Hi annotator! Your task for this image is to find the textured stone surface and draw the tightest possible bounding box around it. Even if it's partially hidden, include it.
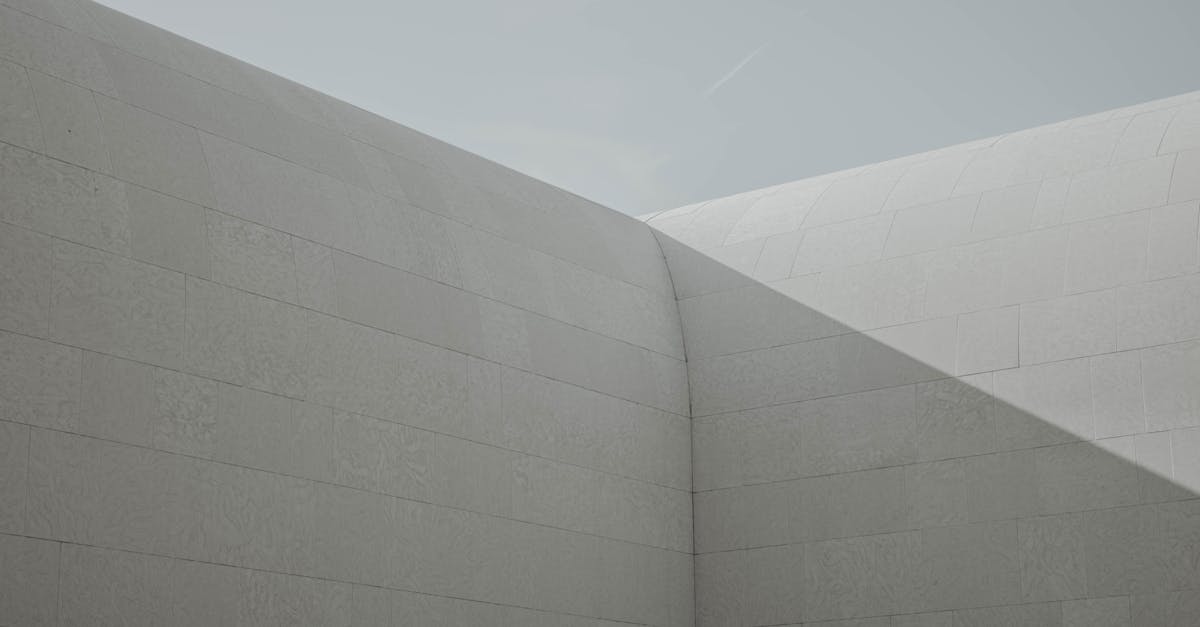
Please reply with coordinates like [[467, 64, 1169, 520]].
[[649, 80, 1200, 625], [3, 0, 1200, 624], [0, 1, 691, 625]]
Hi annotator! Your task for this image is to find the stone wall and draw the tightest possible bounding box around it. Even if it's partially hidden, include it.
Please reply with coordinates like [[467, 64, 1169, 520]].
[[0, 1, 692, 624], [648, 90, 1200, 626], [5, 1, 1200, 625]]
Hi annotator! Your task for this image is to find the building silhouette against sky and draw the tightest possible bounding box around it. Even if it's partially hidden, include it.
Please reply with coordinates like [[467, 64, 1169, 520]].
[[1, 1, 1199, 625]]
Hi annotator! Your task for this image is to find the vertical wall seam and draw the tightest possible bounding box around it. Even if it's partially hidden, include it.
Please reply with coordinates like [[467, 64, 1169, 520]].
[[641, 221, 698, 625]]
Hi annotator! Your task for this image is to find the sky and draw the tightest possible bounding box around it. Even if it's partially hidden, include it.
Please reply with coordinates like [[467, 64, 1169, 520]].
[[96, 0, 1200, 216]]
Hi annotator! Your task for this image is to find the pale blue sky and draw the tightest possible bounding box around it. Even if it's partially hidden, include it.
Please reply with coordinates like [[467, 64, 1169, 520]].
[[97, 0, 1200, 215]]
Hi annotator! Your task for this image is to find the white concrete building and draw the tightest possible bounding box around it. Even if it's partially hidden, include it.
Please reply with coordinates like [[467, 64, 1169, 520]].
[[0, 1, 1198, 625]]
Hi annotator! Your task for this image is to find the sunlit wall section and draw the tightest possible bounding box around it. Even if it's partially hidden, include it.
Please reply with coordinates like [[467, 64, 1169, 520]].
[[650, 91, 1200, 627]]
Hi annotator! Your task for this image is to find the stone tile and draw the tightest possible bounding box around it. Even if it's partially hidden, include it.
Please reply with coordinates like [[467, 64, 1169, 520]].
[[653, 232, 759, 299], [817, 253, 930, 331], [0, 221, 51, 337], [233, 569, 351, 627], [1091, 351, 1146, 439], [1159, 499, 1200, 591], [26, 429, 204, 558], [302, 310, 404, 419], [1159, 101, 1200, 153], [925, 227, 1068, 318], [1118, 274, 1200, 350], [1032, 177, 1070, 228], [59, 543, 175, 627], [432, 432, 515, 519], [806, 618, 890, 627], [694, 481, 800, 552], [169, 559, 242, 627], [238, 286, 309, 398], [956, 306, 1018, 375], [222, 391, 331, 482], [970, 181, 1041, 241], [915, 374, 996, 461], [149, 368, 220, 459], [792, 214, 893, 274], [0, 533, 59, 626], [656, 189, 756, 250], [892, 611, 953, 627], [1034, 438, 1141, 515], [95, 41, 223, 135], [690, 405, 799, 490], [601, 473, 692, 552], [292, 237, 336, 314], [332, 250, 482, 356], [1083, 504, 1178, 597], [923, 238, 1006, 317], [725, 180, 823, 244], [963, 449, 1043, 523], [804, 531, 918, 621], [127, 183, 210, 277], [78, 350, 154, 445], [1131, 589, 1200, 627], [1062, 596, 1130, 627], [512, 454, 597, 537], [918, 521, 1019, 612], [1168, 149, 1200, 203], [0, 328, 80, 429], [806, 166, 901, 226], [678, 283, 842, 359], [811, 466, 909, 541], [1001, 226, 1071, 306], [0, 5, 115, 95], [951, 602, 1062, 627], [202, 131, 353, 243], [751, 229, 803, 282], [183, 277, 307, 397], [1017, 116, 1126, 181], [0, 421, 29, 533], [1019, 290, 1116, 365], [859, 317, 957, 386], [798, 385, 918, 476], [0, 57, 42, 151], [883, 195, 976, 258], [1112, 107, 1174, 163], [994, 358, 1094, 450], [1146, 201, 1199, 280], [1019, 513, 1087, 602], [206, 209, 297, 302], [1133, 431, 1186, 503], [95, 95, 214, 206], [695, 545, 806, 627], [1172, 426, 1200, 494], [1064, 211, 1148, 294], [907, 458, 969, 528], [1062, 155, 1173, 223], [883, 152, 973, 213], [182, 275, 248, 384], [331, 411, 434, 500], [0, 141, 131, 254], [27, 69, 110, 172], [1140, 340, 1200, 431], [50, 239, 185, 368]]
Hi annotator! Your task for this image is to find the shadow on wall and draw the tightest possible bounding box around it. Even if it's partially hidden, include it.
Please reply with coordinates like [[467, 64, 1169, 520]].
[[653, 232, 1200, 627]]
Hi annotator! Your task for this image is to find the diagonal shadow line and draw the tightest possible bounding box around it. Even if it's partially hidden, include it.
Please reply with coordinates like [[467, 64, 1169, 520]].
[[648, 229, 1200, 626]]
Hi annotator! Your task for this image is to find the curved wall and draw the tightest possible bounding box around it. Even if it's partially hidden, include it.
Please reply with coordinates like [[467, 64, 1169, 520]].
[[6, 1, 1200, 626], [0, 1, 692, 625], [649, 91, 1200, 626]]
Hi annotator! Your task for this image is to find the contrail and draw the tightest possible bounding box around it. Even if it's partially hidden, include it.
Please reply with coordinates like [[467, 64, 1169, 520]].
[[704, 41, 770, 98]]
